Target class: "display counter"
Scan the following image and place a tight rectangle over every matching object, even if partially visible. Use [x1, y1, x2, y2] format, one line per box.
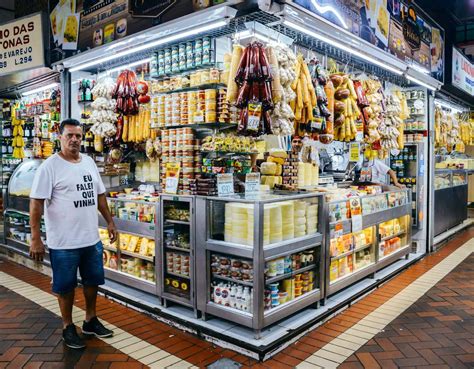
[325, 188, 412, 296]
[195, 192, 324, 336]
[434, 169, 468, 237]
[99, 197, 159, 294]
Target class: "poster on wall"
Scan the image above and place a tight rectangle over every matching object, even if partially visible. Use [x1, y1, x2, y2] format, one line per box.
[50, 0, 217, 52]
[452, 47, 474, 96]
[0, 13, 45, 76]
[291, 0, 445, 82]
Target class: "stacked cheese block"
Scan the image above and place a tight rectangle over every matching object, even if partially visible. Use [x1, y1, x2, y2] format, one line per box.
[224, 203, 254, 246]
[306, 204, 318, 235]
[280, 201, 295, 241]
[224, 200, 319, 246]
[282, 152, 299, 187]
[294, 201, 307, 237]
[260, 149, 287, 188]
[297, 163, 319, 187]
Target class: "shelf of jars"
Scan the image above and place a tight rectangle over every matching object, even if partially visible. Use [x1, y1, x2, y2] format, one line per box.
[159, 195, 196, 310]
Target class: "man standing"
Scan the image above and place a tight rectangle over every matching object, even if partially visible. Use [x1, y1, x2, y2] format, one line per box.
[29, 119, 117, 349]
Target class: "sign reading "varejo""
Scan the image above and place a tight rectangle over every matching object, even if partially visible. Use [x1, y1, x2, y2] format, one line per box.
[0, 13, 45, 76]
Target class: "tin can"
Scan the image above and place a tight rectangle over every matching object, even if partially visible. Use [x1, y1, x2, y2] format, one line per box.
[171, 45, 180, 73]
[178, 42, 187, 71]
[163, 48, 172, 74]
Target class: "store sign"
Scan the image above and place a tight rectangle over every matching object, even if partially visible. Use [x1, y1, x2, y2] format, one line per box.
[291, 0, 445, 82]
[0, 13, 44, 77]
[217, 173, 234, 197]
[452, 47, 474, 96]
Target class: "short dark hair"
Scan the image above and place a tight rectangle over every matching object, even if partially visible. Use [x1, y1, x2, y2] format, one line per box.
[59, 118, 82, 134]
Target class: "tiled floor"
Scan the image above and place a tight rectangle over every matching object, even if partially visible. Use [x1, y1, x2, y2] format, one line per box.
[0, 227, 473, 368]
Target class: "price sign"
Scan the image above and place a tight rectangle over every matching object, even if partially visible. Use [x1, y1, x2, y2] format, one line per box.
[164, 163, 180, 194]
[352, 215, 363, 233]
[349, 142, 360, 162]
[245, 173, 260, 195]
[217, 173, 234, 197]
[334, 221, 344, 238]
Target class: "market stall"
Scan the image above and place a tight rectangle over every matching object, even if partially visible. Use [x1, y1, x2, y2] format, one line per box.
[1, 0, 458, 346]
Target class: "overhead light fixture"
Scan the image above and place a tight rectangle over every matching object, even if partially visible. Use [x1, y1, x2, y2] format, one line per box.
[69, 20, 228, 72]
[283, 20, 404, 75]
[22, 83, 59, 96]
[309, 0, 348, 29]
[435, 99, 464, 113]
[234, 30, 273, 44]
[410, 63, 430, 75]
[406, 75, 437, 91]
[105, 57, 152, 75]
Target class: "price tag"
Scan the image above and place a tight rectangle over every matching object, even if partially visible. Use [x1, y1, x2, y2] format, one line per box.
[247, 103, 262, 132]
[164, 163, 180, 194]
[334, 221, 344, 238]
[349, 142, 360, 162]
[245, 173, 260, 195]
[217, 173, 234, 197]
[352, 214, 363, 232]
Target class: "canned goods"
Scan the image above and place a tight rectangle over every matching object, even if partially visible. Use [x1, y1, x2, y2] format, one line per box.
[164, 48, 172, 74]
[171, 45, 179, 73]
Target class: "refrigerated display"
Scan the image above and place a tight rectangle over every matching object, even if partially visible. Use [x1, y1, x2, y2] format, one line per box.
[434, 169, 468, 236]
[195, 193, 324, 336]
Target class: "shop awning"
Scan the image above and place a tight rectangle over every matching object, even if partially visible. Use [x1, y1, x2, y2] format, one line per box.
[0, 68, 59, 98]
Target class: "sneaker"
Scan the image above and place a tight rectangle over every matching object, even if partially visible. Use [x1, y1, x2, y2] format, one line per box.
[82, 316, 113, 338]
[62, 324, 86, 349]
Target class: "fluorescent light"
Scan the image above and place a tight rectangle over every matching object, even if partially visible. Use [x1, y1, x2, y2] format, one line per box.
[69, 20, 227, 72]
[410, 63, 430, 74]
[406, 75, 437, 91]
[234, 30, 273, 44]
[22, 83, 59, 96]
[435, 99, 464, 113]
[310, 0, 348, 29]
[105, 57, 152, 75]
[283, 20, 404, 75]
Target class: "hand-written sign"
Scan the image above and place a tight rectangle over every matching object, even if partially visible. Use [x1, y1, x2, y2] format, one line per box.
[0, 13, 44, 76]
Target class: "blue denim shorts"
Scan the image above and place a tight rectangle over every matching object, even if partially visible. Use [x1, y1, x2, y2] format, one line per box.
[49, 241, 105, 294]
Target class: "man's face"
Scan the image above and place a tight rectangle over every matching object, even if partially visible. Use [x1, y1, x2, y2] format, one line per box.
[60, 125, 83, 154]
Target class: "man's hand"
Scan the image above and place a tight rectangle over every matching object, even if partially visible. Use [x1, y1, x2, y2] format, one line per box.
[108, 222, 117, 244]
[395, 183, 405, 189]
[30, 239, 45, 262]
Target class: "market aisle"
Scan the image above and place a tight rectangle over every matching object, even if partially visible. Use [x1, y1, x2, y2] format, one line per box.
[0, 228, 472, 369]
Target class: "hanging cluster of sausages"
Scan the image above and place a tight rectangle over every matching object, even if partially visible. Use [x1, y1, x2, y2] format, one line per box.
[113, 70, 140, 115]
[235, 42, 274, 136]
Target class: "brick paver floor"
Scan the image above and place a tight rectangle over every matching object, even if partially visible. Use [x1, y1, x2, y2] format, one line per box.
[338, 253, 474, 369]
[0, 227, 473, 368]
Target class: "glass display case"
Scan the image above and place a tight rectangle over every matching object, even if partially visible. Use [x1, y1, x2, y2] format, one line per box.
[100, 227, 156, 294]
[195, 193, 324, 337]
[434, 170, 451, 190]
[99, 197, 159, 294]
[434, 170, 468, 236]
[7, 159, 43, 212]
[159, 195, 196, 311]
[325, 189, 412, 296]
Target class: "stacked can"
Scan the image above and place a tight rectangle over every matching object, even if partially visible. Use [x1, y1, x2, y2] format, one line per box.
[180, 93, 189, 125]
[204, 89, 217, 123]
[202, 37, 212, 65]
[171, 45, 180, 73]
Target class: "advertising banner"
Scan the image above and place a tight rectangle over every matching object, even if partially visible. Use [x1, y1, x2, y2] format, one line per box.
[292, 0, 445, 82]
[50, 0, 220, 52]
[452, 47, 474, 96]
[0, 13, 45, 77]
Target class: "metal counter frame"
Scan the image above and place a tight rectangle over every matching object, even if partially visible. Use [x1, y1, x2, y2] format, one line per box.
[324, 189, 413, 296]
[195, 192, 326, 338]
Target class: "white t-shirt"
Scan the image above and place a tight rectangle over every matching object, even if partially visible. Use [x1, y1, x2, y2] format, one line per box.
[30, 153, 106, 249]
[358, 159, 391, 184]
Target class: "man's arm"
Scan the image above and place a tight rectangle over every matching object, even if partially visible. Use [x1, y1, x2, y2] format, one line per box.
[30, 199, 45, 261]
[388, 169, 404, 188]
[98, 194, 117, 243]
